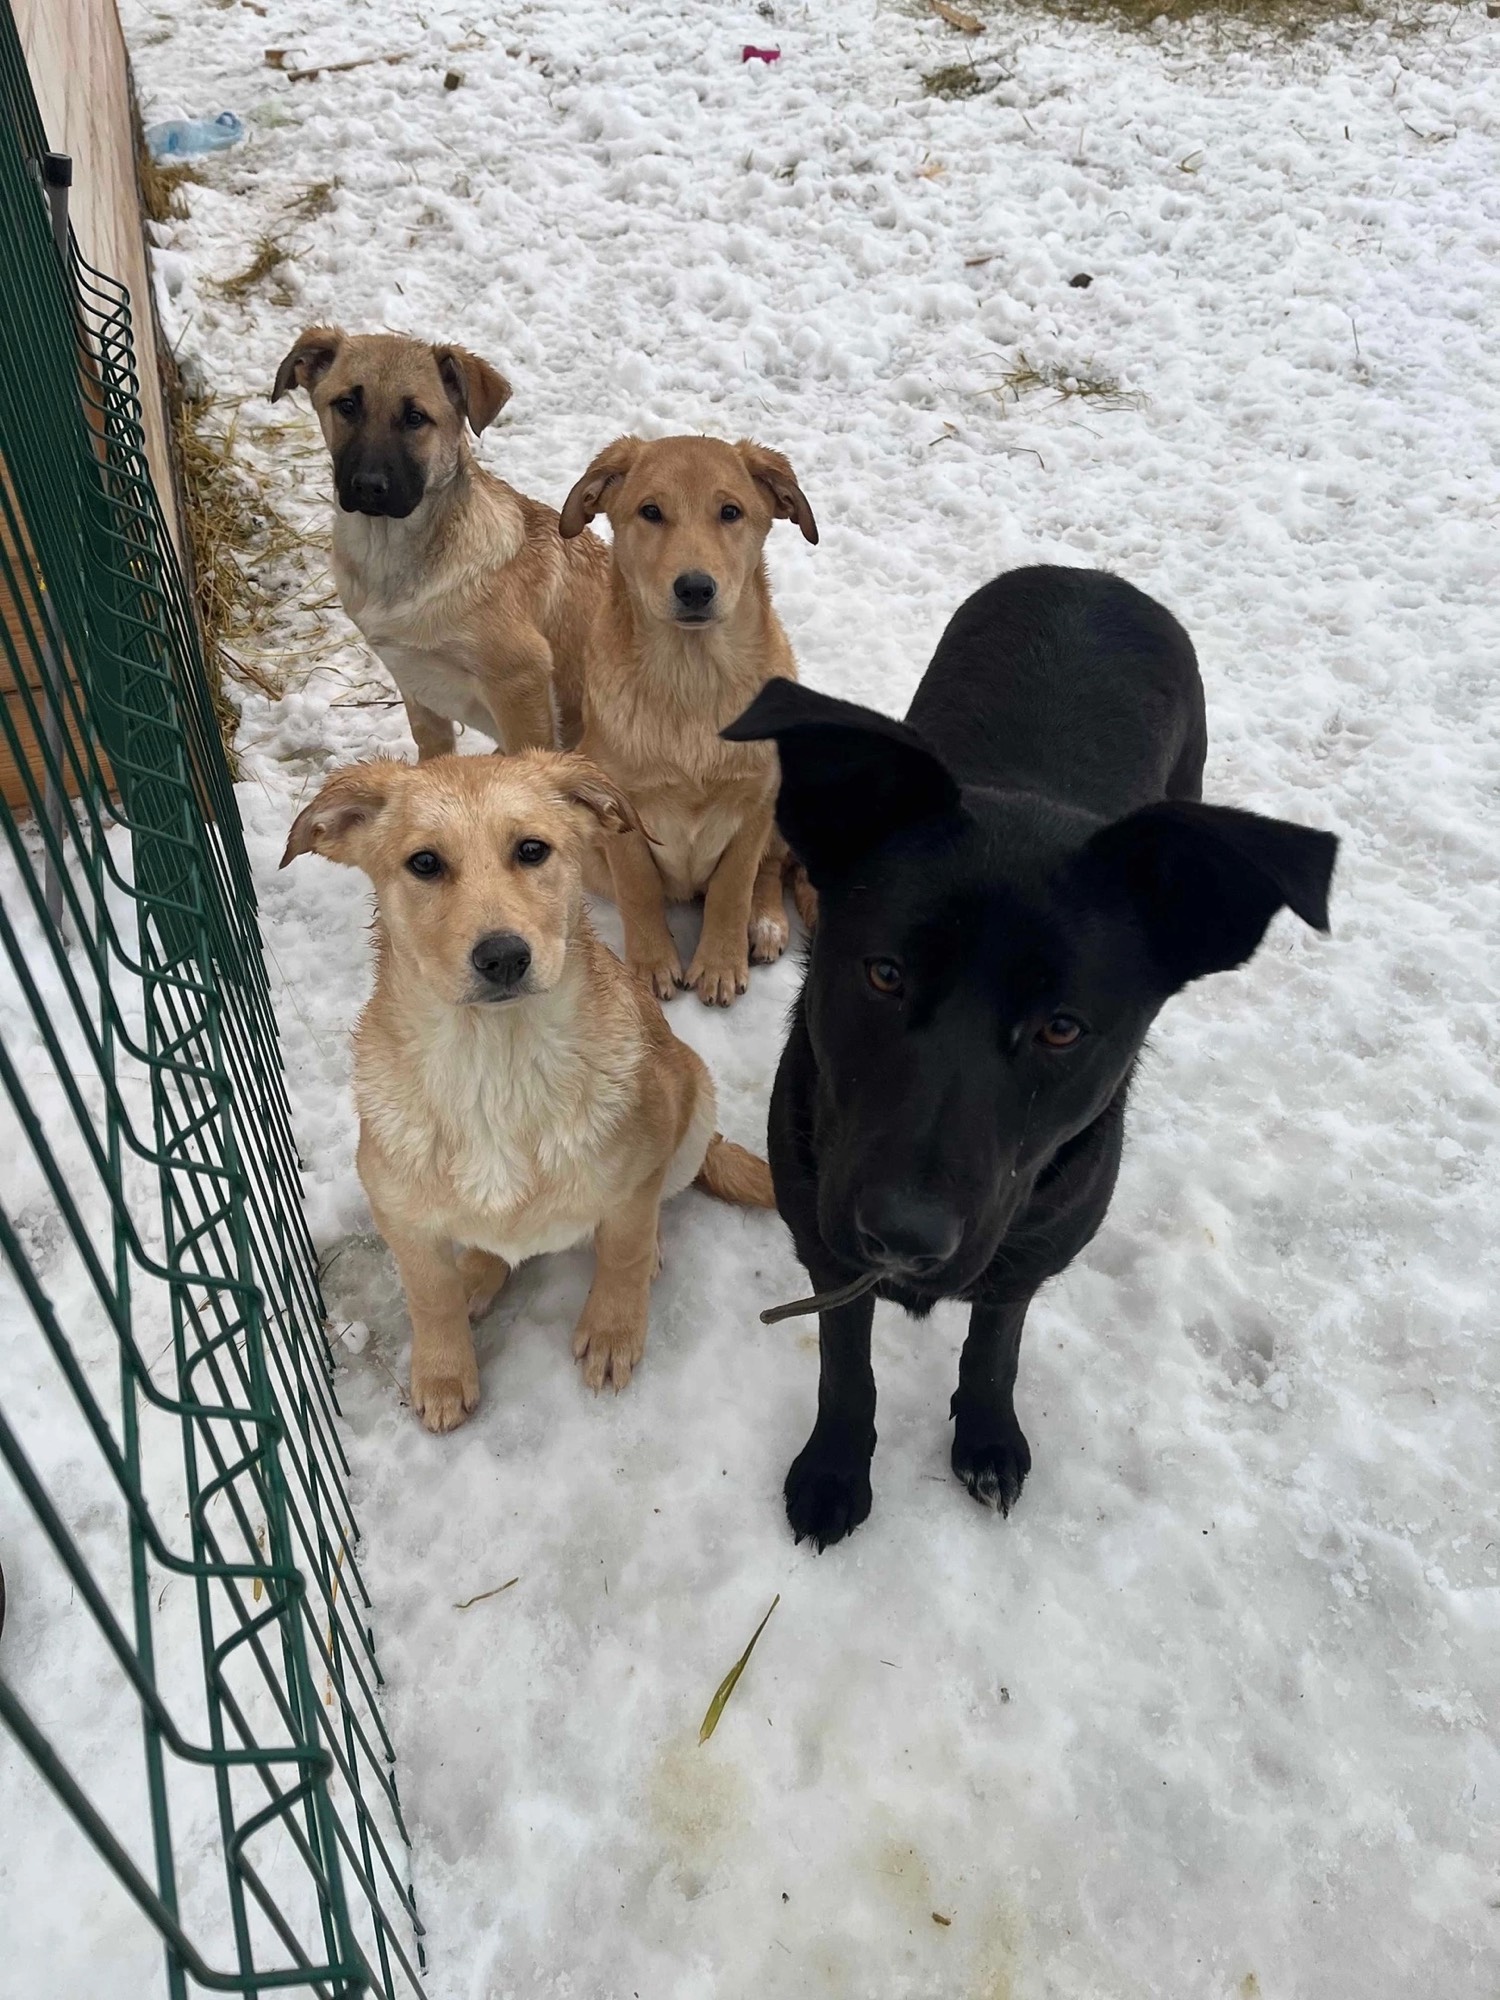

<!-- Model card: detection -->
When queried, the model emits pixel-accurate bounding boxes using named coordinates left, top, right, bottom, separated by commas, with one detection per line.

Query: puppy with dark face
left=272, top=328, right=608, bottom=761
left=558, top=434, right=819, bottom=1008
left=282, top=752, right=775, bottom=1431
left=726, top=565, right=1338, bottom=1548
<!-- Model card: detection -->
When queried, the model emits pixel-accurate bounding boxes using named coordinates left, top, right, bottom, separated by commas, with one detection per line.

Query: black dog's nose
left=854, top=1194, right=963, bottom=1276
left=673, top=571, right=718, bottom=614
left=349, top=469, right=390, bottom=510
left=469, top=931, right=532, bottom=993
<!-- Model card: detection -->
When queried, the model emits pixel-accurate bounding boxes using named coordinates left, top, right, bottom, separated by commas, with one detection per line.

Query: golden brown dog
left=281, top=751, right=772, bottom=1431
left=273, top=328, right=608, bottom=758
left=558, top=434, right=818, bottom=1007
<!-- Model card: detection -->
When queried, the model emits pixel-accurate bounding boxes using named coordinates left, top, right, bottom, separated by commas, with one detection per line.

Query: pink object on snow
left=741, top=45, right=781, bottom=62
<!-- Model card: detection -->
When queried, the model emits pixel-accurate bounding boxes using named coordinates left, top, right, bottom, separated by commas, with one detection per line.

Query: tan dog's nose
left=470, top=931, right=532, bottom=996
left=672, top=571, right=717, bottom=618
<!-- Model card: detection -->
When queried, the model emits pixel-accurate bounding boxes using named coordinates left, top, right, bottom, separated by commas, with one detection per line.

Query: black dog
left=725, top=565, right=1337, bottom=1549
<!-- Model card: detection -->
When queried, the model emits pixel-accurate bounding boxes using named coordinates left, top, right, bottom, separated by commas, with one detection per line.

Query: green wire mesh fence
left=0, top=9, right=426, bottom=1994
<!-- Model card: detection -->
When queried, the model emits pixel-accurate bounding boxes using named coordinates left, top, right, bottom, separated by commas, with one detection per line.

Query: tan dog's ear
left=272, top=327, right=344, bottom=402
left=434, top=345, right=512, bottom=433
left=736, top=441, right=819, bottom=545
left=280, top=762, right=407, bottom=868
left=558, top=437, right=643, bottom=540
left=552, top=755, right=650, bottom=840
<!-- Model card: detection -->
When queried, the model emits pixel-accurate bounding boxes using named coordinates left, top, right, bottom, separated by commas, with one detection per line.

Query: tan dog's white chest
left=637, top=784, right=767, bottom=902
left=356, top=992, right=641, bottom=1266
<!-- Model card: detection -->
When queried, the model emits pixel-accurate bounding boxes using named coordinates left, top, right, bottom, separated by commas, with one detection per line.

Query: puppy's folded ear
left=434, top=345, right=512, bottom=433
left=272, top=327, right=344, bottom=402
left=558, top=438, right=643, bottom=539
left=1077, top=800, right=1338, bottom=989
left=723, top=679, right=959, bottom=883
left=551, top=755, right=651, bottom=841
left=280, top=762, right=407, bottom=869
left=736, top=442, right=819, bottom=544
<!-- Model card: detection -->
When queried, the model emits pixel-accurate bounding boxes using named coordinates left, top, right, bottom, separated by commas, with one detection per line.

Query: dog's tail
left=695, top=1134, right=776, bottom=1209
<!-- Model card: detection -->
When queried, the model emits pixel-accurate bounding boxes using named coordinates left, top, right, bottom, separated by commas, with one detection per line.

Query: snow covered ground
left=25, top=0, right=1500, bottom=1991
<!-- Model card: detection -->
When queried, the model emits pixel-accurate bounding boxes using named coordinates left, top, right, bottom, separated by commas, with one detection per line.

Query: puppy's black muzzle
left=335, top=446, right=425, bottom=520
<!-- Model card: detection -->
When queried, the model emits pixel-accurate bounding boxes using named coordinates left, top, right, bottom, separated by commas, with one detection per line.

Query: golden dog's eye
left=1037, top=1014, right=1085, bottom=1050
left=866, top=958, right=903, bottom=996
left=406, top=849, right=443, bottom=879
left=639, top=503, right=664, bottom=523
left=332, top=394, right=359, bottom=419
left=515, top=838, right=551, bottom=868
left=402, top=404, right=430, bottom=429
left=720, top=504, right=742, bottom=523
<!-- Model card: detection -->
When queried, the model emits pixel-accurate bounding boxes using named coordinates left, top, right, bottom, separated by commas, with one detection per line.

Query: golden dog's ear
left=558, top=437, right=643, bottom=540
left=272, top=326, right=344, bottom=402
left=434, top=345, right=512, bottom=433
left=552, top=755, right=650, bottom=840
left=280, top=762, right=407, bottom=869
left=736, top=441, right=819, bottom=545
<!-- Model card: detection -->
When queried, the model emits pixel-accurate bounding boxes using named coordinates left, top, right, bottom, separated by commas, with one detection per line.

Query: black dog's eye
left=331, top=394, right=359, bottom=419
left=406, top=849, right=443, bottom=879
left=402, top=405, right=430, bottom=429
left=866, top=958, right=904, bottom=996
left=639, top=503, right=664, bottom=523
left=515, top=838, right=551, bottom=868
left=1037, top=1013, right=1085, bottom=1050
left=720, top=503, right=742, bottom=523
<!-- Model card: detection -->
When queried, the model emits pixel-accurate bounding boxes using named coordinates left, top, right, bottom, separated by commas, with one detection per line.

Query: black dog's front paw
left=951, top=1404, right=1031, bottom=1516
left=785, top=1435, right=873, bottom=1550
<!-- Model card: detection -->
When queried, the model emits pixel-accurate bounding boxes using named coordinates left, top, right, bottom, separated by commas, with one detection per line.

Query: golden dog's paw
left=748, top=911, right=789, bottom=965
left=687, top=950, right=750, bottom=1008
left=572, top=1317, right=647, bottom=1393
left=410, top=1359, right=480, bottom=1433
left=631, top=950, right=685, bottom=1003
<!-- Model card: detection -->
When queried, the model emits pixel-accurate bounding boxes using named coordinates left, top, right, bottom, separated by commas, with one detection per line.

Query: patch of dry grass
left=210, top=234, right=292, bottom=304
left=906, top=0, right=1452, bottom=35
left=167, top=376, right=305, bottom=744
left=284, top=180, right=338, bottom=223
left=923, top=60, right=996, bottom=96
left=983, top=352, right=1148, bottom=411
left=137, top=147, right=201, bottom=224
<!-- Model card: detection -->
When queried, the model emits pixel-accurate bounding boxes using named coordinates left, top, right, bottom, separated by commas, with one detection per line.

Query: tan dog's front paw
left=573, top=1316, right=647, bottom=1393
left=749, top=911, right=790, bottom=965
left=410, top=1355, right=480, bottom=1433
left=630, top=949, right=685, bottom=1003
left=687, top=948, right=750, bottom=1008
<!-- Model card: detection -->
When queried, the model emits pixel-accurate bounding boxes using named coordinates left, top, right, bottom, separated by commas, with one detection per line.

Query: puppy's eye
left=866, top=958, right=903, bottom=996
left=720, top=504, right=742, bottom=523
left=406, top=849, right=443, bottom=879
left=639, top=503, right=664, bottom=523
left=1036, top=1014, right=1085, bottom=1050
left=332, top=394, right=359, bottom=419
left=515, top=838, right=551, bottom=868
left=402, top=405, right=430, bottom=429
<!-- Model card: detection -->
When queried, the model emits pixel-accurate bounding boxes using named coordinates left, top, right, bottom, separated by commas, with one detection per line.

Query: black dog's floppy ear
left=724, top=679, right=960, bottom=883
left=1079, top=799, right=1338, bottom=989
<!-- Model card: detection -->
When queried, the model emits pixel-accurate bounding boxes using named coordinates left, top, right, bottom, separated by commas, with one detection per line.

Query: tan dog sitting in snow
left=558, top=433, right=819, bottom=1008
left=272, top=327, right=608, bottom=759
left=282, top=751, right=774, bottom=1431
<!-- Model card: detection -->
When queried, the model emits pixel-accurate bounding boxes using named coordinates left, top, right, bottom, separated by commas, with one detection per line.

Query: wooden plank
left=13, top=0, right=182, bottom=556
